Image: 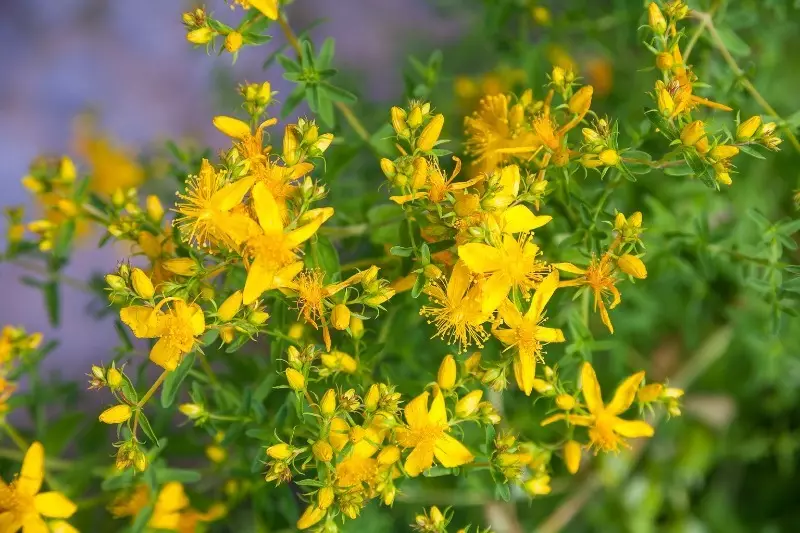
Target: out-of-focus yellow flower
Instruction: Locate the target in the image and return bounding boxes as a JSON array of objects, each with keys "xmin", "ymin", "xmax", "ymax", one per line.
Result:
[
  {"xmin": 74, "ymin": 117, "xmax": 145, "ymax": 196},
  {"xmin": 0, "ymin": 442, "xmax": 77, "ymax": 532}
]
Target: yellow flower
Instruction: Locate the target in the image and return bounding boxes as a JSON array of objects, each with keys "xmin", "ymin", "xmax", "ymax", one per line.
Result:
[
  {"xmin": 120, "ymin": 298, "xmax": 205, "ymax": 371},
  {"xmin": 224, "ymin": 31, "xmax": 243, "ymax": 53},
  {"xmin": 464, "ymin": 94, "xmax": 540, "ymax": 172},
  {"xmin": 395, "ymin": 391, "xmax": 474, "ymax": 476},
  {"xmin": 239, "ymin": 0, "xmax": 279, "ymax": 20},
  {"xmin": 320, "ymin": 350, "xmax": 358, "ymax": 374},
  {"xmin": 241, "ymin": 183, "xmax": 332, "ymax": 304},
  {"xmin": 390, "ymin": 156, "xmax": 483, "ymax": 205},
  {"xmin": 0, "ymin": 442, "xmax": 77, "ymax": 532},
  {"xmin": 555, "ymin": 253, "xmax": 621, "ymax": 333},
  {"xmin": 175, "ymin": 159, "xmax": 255, "ymax": 249},
  {"xmin": 455, "ymin": 390, "xmax": 483, "ymax": 418},
  {"xmin": 458, "ymin": 233, "xmax": 550, "ymax": 314},
  {"xmin": 543, "ymin": 363, "xmax": 654, "ymax": 452},
  {"xmin": 420, "ymin": 261, "xmax": 490, "ymax": 352},
  {"xmin": 492, "ymin": 271, "xmax": 565, "ymax": 395},
  {"xmin": 74, "ymin": 117, "xmax": 145, "ymax": 196},
  {"xmin": 737, "ymin": 116, "xmax": 761, "ymax": 141},
  {"xmin": 110, "ymin": 482, "xmax": 197, "ymax": 531}
]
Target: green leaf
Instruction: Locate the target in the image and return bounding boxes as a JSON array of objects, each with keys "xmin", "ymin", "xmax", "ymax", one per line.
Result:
[
  {"xmin": 320, "ymin": 82, "xmax": 357, "ymax": 103},
  {"xmin": 644, "ymin": 108, "xmax": 677, "ymax": 138},
  {"xmin": 318, "ymin": 38, "xmax": 335, "ymax": 68},
  {"xmin": 420, "ymin": 243, "xmax": 431, "ymax": 265},
  {"xmin": 683, "ymin": 149, "xmax": 717, "ymax": 188},
  {"xmin": 155, "ymin": 468, "xmax": 202, "ymax": 484},
  {"xmin": 305, "ymin": 235, "xmax": 341, "ymax": 283},
  {"xmin": 138, "ymin": 413, "xmax": 159, "ymax": 446},
  {"xmin": 713, "ymin": 27, "xmax": 751, "ymax": 57},
  {"xmin": 389, "ymin": 246, "xmax": 413, "ymax": 257},
  {"xmin": 276, "ymin": 54, "xmax": 301, "ymax": 73},
  {"xmin": 282, "ymin": 86, "xmax": 306, "ymax": 118},
  {"xmin": 300, "ymin": 40, "xmax": 315, "ymax": 68},
  {"xmin": 621, "ymin": 150, "xmax": 653, "ymax": 175},
  {"xmin": 161, "ymin": 351, "xmax": 197, "ymax": 408},
  {"xmin": 738, "ymin": 144, "xmax": 766, "ymax": 159},
  {"xmin": 130, "ymin": 502, "xmax": 154, "ymax": 533},
  {"xmin": 43, "ymin": 281, "xmax": 60, "ymax": 327},
  {"xmin": 411, "ymin": 274, "xmax": 426, "ymax": 299}
]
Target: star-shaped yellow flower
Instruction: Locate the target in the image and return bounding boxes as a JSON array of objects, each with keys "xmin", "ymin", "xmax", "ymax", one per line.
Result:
[{"xmin": 0, "ymin": 442, "xmax": 77, "ymax": 533}]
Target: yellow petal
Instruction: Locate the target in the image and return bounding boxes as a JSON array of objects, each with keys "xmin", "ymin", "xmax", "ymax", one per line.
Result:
[
  {"xmin": 21, "ymin": 515, "xmax": 48, "ymax": 533},
  {"xmin": 598, "ymin": 300, "xmax": 614, "ymax": 333},
  {"xmin": 243, "ymin": 256, "xmax": 275, "ymax": 305},
  {"xmin": 249, "ymin": 0, "xmax": 279, "ymax": 20},
  {"xmin": 252, "ymin": 182, "xmax": 283, "ymax": 234},
  {"xmin": 273, "ymin": 261, "xmax": 304, "ymax": 289},
  {"xmin": 188, "ymin": 304, "xmax": 206, "ymax": 336},
  {"xmin": 540, "ymin": 413, "xmax": 566, "ymax": 426},
  {"xmin": 156, "ymin": 482, "xmax": 189, "ymax": 513},
  {"xmin": 211, "ymin": 177, "xmax": 255, "ymax": 212},
  {"xmin": 18, "ymin": 441, "xmax": 44, "ymax": 497},
  {"xmin": 389, "ymin": 192, "xmax": 426, "ymax": 204},
  {"xmin": 433, "ymin": 434, "xmax": 474, "ymax": 467},
  {"xmin": 404, "ymin": 392, "xmax": 430, "ymax": 429},
  {"xmin": 457, "ymin": 243, "xmax": 502, "ymax": 274},
  {"xmin": 447, "ymin": 261, "xmax": 472, "ymax": 302},
  {"xmin": 329, "ymin": 417, "xmax": 350, "ymax": 451},
  {"xmin": 479, "ymin": 271, "xmax": 511, "ymax": 314},
  {"xmin": 285, "ymin": 218, "xmax": 326, "ymax": 249},
  {"xmin": 580, "ymin": 362, "xmax": 603, "ymax": 415},
  {"xmin": 0, "ymin": 512, "xmax": 21, "ymax": 533},
  {"xmin": 404, "ymin": 443, "xmax": 435, "ymax": 477},
  {"xmin": 150, "ymin": 337, "xmax": 181, "ymax": 371},
  {"xmin": 513, "ymin": 351, "xmax": 535, "ymax": 396},
  {"xmin": 497, "ymin": 165, "xmax": 521, "ymax": 199},
  {"xmin": 612, "ymin": 418, "xmax": 654, "ymax": 438},
  {"xmin": 212, "ymin": 116, "xmax": 251, "ymax": 140},
  {"xmin": 526, "ymin": 270, "xmax": 559, "ymax": 321},
  {"xmin": 497, "ymin": 299, "xmax": 523, "ymax": 328},
  {"xmin": 34, "ymin": 492, "xmax": 77, "ymax": 518},
  {"xmin": 428, "ymin": 390, "xmax": 447, "ymax": 425},
  {"xmin": 502, "ymin": 205, "xmax": 552, "ymax": 234},
  {"xmin": 553, "ymin": 262, "xmax": 586, "ymax": 275},
  {"xmin": 536, "ymin": 326, "xmax": 565, "ymax": 343},
  {"xmin": 606, "ymin": 371, "xmax": 646, "ymax": 415},
  {"xmin": 49, "ymin": 520, "xmax": 79, "ymax": 533},
  {"xmin": 120, "ymin": 306, "xmax": 159, "ymax": 338}
]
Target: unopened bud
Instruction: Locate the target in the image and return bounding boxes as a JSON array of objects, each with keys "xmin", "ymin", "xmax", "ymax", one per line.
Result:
[
  {"xmin": 107, "ymin": 368, "xmax": 123, "ymax": 389},
  {"xmin": 331, "ymin": 304, "xmax": 351, "ymax": 331},
  {"xmin": 563, "ymin": 440, "xmax": 582, "ymax": 474},
  {"xmin": 218, "ymin": 290, "xmax": 243, "ymax": 321},
  {"xmin": 312, "ymin": 440, "xmax": 333, "ymax": 462},
  {"xmin": 131, "ymin": 268, "xmax": 154, "ymax": 300},
  {"xmin": 455, "ymin": 390, "xmax": 483, "ymax": 417},
  {"xmin": 617, "ymin": 254, "xmax": 647, "ymax": 279},
  {"xmin": 286, "ymin": 368, "xmax": 305, "ymax": 391},
  {"xmin": 417, "ymin": 114, "xmax": 444, "ymax": 152},
  {"xmin": 320, "ymin": 389, "xmax": 337, "ymax": 416},
  {"xmin": 99, "ymin": 404, "xmax": 132, "ymax": 424},
  {"xmin": 437, "ymin": 355, "xmax": 457, "ymax": 391},
  {"xmin": 736, "ymin": 116, "xmax": 762, "ymax": 141}
]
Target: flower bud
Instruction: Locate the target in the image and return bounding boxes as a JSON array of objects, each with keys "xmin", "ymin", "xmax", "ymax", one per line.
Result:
[
  {"xmin": 206, "ymin": 444, "xmax": 226, "ymax": 463},
  {"xmin": 598, "ymin": 149, "xmax": 620, "ymax": 166},
  {"xmin": 736, "ymin": 116, "xmax": 761, "ymax": 141},
  {"xmin": 107, "ymin": 367, "xmax": 123, "ymax": 389},
  {"xmin": 407, "ymin": 106, "xmax": 423, "ymax": 128},
  {"xmin": 648, "ymin": 2, "xmax": 667, "ymax": 34},
  {"xmin": 617, "ymin": 254, "xmax": 647, "ymax": 279},
  {"xmin": 297, "ymin": 505, "xmax": 325, "ymax": 530},
  {"xmin": 313, "ymin": 390, "xmax": 335, "ymax": 419},
  {"xmin": 331, "ymin": 304, "xmax": 351, "ymax": 331},
  {"xmin": 99, "ymin": 404, "xmax": 132, "ymax": 424},
  {"xmin": 390, "ymin": 107, "xmax": 408, "ymax": 135},
  {"xmin": 349, "ymin": 316, "xmax": 364, "ymax": 339},
  {"xmin": 680, "ymin": 120, "xmax": 706, "ymax": 147},
  {"xmin": 286, "ymin": 368, "xmax": 305, "ymax": 391},
  {"xmin": 568, "ymin": 86, "xmax": 593, "ymax": 115},
  {"xmin": 564, "ymin": 440, "xmax": 582, "ymax": 474},
  {"xmin": 133, "ymin": 449, "xmax": 148, "ymax": 472},
  {"xmin": 532, "ymin": 378, "xmax": 554, "ymax": 395},
  {"xmin": 224, "ymin": 31, "xmax": 243, "ymax": 53},
  {"xmin": 318, "ymin": 487, "xmax": 334, "ymax": 510},
  {"xmin": 131, "ymin": 268, "xmax": 154, "ymax": 300},
  {"xmin": 105, "ymin": 274, "xmax": 126, "ymax": 291},
  {"xmin": 455, "ymin": 390, "xmax": 483, "ymax": 417},
  {"xmin": 249, "ymin": 310, "xmax": 270, "ymax": 325},
  {"xmin": 377, "ymin": 445, "xmax": 400, "ymax": 465},
  {"xmin": 146, "ymin": 195, "xmax": 164, "ymax": 222},
  {"xmin": 212, "ymin": 116, "xmax": 251, "ymax": 140},
  {"xmin": 655, "ymin": 81, "xmax": 674, "ymax": 117},
  {"xmin": 417, "ymin": 114, "xmax": 444, "ymax": 152},
  {"xmin": 179, "ymin": 403, "xmax": 205, "ymax": 419},
  {"xmin": 430, "ymin": 506, "xmax": 445, "ymax": 527},
  {"xmin": 555, "ymin": 394, "xmax": 575, "ymax": 410},
  {"xmin": 187, "ymin": 27, "xmax": 214, "ymax": 45},
  {"xmin": 218, "ymin": 290, "xmax": 243, "ymax": 321},
  {"xmin": 312, "ymin": 440, "xmax": 333, "ymax": 462},
  {"xmin": 710, "ymin": 144, "xmax": 740, "ymax": 160},
  {"xmin": 465, "ymin": 352, "xmax": 482, "ymax": 373},
  {"xmin": 382, "ymin": 485, "xmax": 396, "ymax": 506},
  {"xmin": 580, "ymin": 154, "xmax": 603, "ymax": 169},
  {"xmin": 266, "ymin": 443, "xmax": 293, "ymax": 460},
  {"xmin": 380, "ymin": 158, "xmax": 396, "ymax": 178},
  {"xmin": 364, "ymin": 384, "xmax": 380, "ymax": 411},
  {"xmin": 162, "ymin": 257, "xmax": 198, "ymax": 277},
  {"xmin": 437, "ymin": 355, "xmax": 457, "ymax": 391},
  {"xmin": 760, "ymin": 122, "xmax": 777, "ymax": 137},
  {"xmin": 655, "ymin": 52, "xmax": 673, "ymax": 71},
  {"xmin": 637, "ymin": 383, "xmax": 664, "ymax": 403}
]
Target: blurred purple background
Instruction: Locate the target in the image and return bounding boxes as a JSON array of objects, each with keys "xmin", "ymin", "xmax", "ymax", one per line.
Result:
[{"xmin": 0, "ymin": 0, "xmax": 466, "ymax": 377}]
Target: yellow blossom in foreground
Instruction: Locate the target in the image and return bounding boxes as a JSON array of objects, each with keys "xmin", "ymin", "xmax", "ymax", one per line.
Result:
[
  {"xmin": 543, "ymin": 362, "xmax": 653, "ymax": 452},
  {"xmin": 492, "ymin": 271, "xmax": 565, "ymax": 395},
  {"xmin": 458, "ymin": 233, "xmax": 550, "ymax": 314},
  {"xmin": 395, "ymin": 391, "xmax": 474, "ymax": 476},
  {"xmin": 241, "ymin": 183, "xmax": 332, "ymax": 304},
  {"xmin": 175, "ymin": 159, "xmax": 255, "ymax": 249},
  {"xmin": 237, "ymin": 0, "xmax": 279, "ymax": 20},
  {"xmin": 0, "ymin": 442, "xmax": 77, "ymax": 532},
  {"xmin": 420, "ymin": 261, "xmax": 490, "ymax": 352},
  {"xmin": 120, "ymin": 298, "xmax": 205, "ymax": 371}
]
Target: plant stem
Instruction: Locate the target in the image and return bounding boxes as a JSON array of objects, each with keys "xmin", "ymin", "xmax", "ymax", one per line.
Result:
[
  {"xmin": 2, "ymin": 423, "xmax": 29, "ymax": 451},
  {"xmin": 132, "ymin": 370, "xmax": 168, "ymax": 438},
  {"xmin": 690, "ymin": 11, "xmax": 800, "ymax": 153}
]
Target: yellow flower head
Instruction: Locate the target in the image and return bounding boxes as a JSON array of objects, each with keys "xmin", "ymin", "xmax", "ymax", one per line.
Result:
[
  {"xmin": 0, "ymin": 442, "xmax": 77, "ymax": 532},
  {"xmin": 395, "ymin": 391, "xmax": 474, "ymax": 476},
  {"xmin": 420, "ymin": 261, "xmax": 491, "ymax": 352},
  {"xmin": 175, "ymin": 159, "xmax": 255, "ymax": 249},
  {"xmin": 556, "ymin": 253, "xmax": 621, "ymax": 333},
  {"xmin": 543, "ymin": 363, "xmax": 654, "ymax": 453},
  {"xmin": 464, "ymin": 93, "xmax": 540, "ymax": 172},
  {"xmin": 241, "ymin": 183, "xmax": 332, "ymax": 304},
  {"xmin": 120, "ymin": 298, "xmax": 205, "ymax": 371},
  {"xmin": 492, "ymin": 271, "xmax": 565, "ymax": 395},
  {"xmin": 458, "ymin": 233, "xmax": 550, "ymax": 314}
]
